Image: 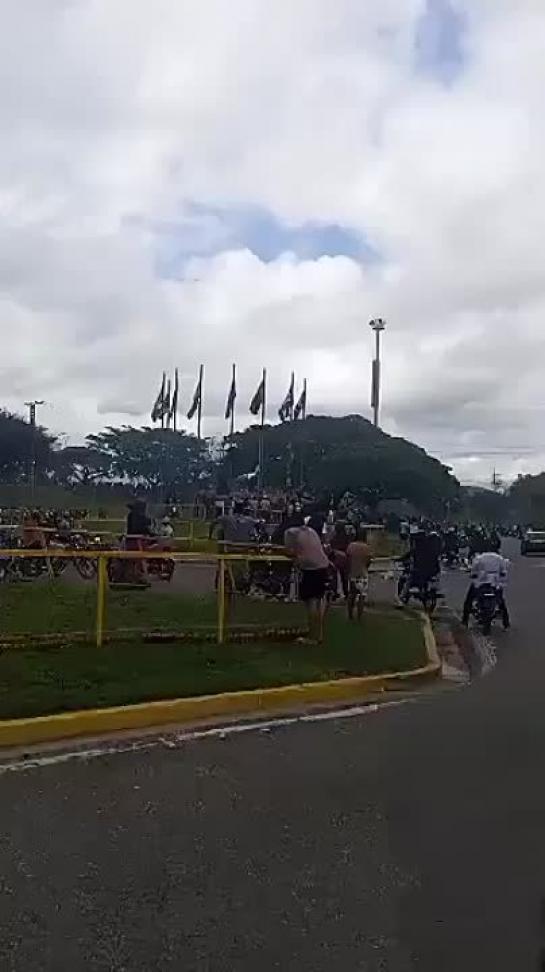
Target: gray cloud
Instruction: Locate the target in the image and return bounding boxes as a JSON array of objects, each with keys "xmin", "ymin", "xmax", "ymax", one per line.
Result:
[{"xmin": 1, "ymin": 1, "xmax": 544, "ymax": 484}]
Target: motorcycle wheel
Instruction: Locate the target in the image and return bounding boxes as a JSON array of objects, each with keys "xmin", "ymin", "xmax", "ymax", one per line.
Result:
[
  {"xmin": 481, "ymin": 618, "xmax": 492, "ymax": 635},
  {"xmin": 23, "ymin": 559, "xmax": 41, "ymax": 579},
  {"xmin": 107, "ymin": 559, "xmax": 122, "ymax": 584},
  {"xmin": 51, "ymin": 558, "xmax": 67, "ymax": 577},
  {"xmin": 424, "ymin": 593, "xmax": 437, "ymax": 615},
  {"xmin": 75, "ymin": 558, "xmax": 97, "ymax": 580}
]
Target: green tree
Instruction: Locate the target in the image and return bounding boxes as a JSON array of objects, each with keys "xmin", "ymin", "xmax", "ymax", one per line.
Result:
[
  {"xmin": 53, "ymin": 446, "xmax": 106, "ymax": 488},
  {"xmin": 87, "ymin": 426, "xmax": 207, "ymax": 491},
  {"xmin": 226, "ymin": 414, "xmax": 459, "ymax": 514},
  {"xmin": 508, "ymin": 473, "xmax": 545, "ymax": 524},
  {"xmin": 0, "ymin": 409, "xmax": 56, "ymax": 484},
  {"xmin": 461, "ymin": 487, "xmax": 509, "ymax": 524}
]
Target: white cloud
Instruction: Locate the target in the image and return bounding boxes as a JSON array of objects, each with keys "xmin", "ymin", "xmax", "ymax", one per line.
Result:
[{"xmin": 1, "ymin": 0, "xmax": 545, "ymax": 483}]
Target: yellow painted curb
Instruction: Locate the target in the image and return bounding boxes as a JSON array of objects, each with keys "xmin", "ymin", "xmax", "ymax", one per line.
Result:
[{"xmin": 0, "ymin": 616, "xmax": 441, "ymax": 749}]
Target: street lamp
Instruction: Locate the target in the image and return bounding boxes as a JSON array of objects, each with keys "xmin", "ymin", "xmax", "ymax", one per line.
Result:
[
  {"xmin": 24, "ymin": 399, "xmax": 45, "ymax": 499},
  {"xmin": 369, "ymin": 318, "xmax": 386, "ymax": 428}
]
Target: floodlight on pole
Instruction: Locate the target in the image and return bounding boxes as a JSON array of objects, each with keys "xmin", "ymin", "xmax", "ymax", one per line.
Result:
[
  {"xmin": 24, "ymin": 400, "xmax": 45, "ymax": 498},
  {"xmin": 369, "ymin": 318, "xmax": 386, "ymax": 428}
]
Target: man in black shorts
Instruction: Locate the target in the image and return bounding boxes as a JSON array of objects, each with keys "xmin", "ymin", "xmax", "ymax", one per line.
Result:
[{"xmin": 284, "ymin": 519, "xmax": 330, "ymax": 643}]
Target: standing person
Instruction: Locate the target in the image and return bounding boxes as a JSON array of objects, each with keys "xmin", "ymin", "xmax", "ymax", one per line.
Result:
[
  {"xmin": 126, "ymin": 500, "xmax": 152, "ymax": 544},
  {"xmin": 209, "ymin": 501, "xmax": 256, "ymax": 549},
  {"xmin": 125, "ymin": 499, "xmax": 153, "ymax": 582},
  {"xmin": 330, "ymin": 520, "xmax": 350, "ymax": 598},
  {"xmin": 159, "ymin": 515, "xmax": 174, "ymax": 540},
  {"xmin": 346, "ymin": 528, "xmax": 373, "ymax": 621},
  {"xmin": 284, "ymin": 519, "xmax": 330, "ymax": 644},
  {"xmin": 20, "ymin": 510, "xmax": 47, "ymax": 550},
  {"xmin": 210, "ymin": 501, "xmax": 257, "ymax": 596}
]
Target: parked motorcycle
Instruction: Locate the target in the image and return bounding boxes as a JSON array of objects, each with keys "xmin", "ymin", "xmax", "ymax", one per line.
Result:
[
  {"xmin": 107, "ymin": 536, "xmax": 175, "ymax": 586},
  {"xmin": 70, "ymin": 532, "xmax": 105, "ymax": 580}
]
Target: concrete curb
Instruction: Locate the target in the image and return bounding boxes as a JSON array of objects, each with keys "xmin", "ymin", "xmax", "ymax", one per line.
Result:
[{"xmin": 0, "ymin": 614, "xmax": 441, "ymax": 749}]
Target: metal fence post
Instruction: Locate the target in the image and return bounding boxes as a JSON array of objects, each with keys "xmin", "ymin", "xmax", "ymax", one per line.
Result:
[
  {"xmin": 217, "ymin": 557, "xmax": 226, "ymax": 644},
  {"xmin": 96, "ymin": 555, "xmax": 107, "ymax": 648}
]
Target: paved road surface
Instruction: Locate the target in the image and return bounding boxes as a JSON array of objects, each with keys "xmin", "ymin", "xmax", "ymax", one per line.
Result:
[{"xmin": 1, "ymin": 539, "xmax": 545, "ymax": 970}]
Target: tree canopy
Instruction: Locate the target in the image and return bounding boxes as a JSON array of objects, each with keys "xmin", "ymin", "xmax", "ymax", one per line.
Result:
[
  {"xmin": 86, "ymin": 426, "xmax": 207, "ymax": 490},
  {"xmin": 227, "ymin": 414, "xmax": 459, "ymax": 513},
  {"xmin": 461, "ymin": 486, "xmax": 509, "ymax": 525},
  {"xmin": 0, "ymin": 408, "xmax": 462, "ymax": 512},
  {"xmin": 508, "ymin": 473, "xmax": 545, "ymax": 524},
  {"xmin": 0, "ymin": 409, "xmax": 55, "ymax": 484}
]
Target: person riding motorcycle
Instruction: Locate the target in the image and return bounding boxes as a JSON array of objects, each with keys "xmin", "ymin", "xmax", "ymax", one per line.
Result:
[
  {"xmin": 462, "ymin": 541, "xmax": 510, "ymax": 629},
  {"xmin": 398, "ymin": 527, "xmax": 441, "ymax": 600},
  {"xmin": 443, "ymin": 526, "xmax": 460, "ymax": 566}
]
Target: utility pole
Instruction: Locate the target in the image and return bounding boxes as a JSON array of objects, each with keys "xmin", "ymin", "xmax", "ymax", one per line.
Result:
[
  {"xmin": 24, "ymin": 400, "xmax": 45, "ymax": 501},
  {"xmin": 369, "ymin": 318, "xmax": 386, "ymax": 428}
]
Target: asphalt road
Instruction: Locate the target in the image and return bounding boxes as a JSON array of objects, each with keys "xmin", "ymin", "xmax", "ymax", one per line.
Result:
[{"xmin": 1, "ymin": 538, "xmax": 545, "ymax": 971}]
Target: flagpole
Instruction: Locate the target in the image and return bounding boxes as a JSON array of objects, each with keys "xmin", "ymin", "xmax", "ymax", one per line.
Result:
[
  {"xmin": 299, "ymin": 378, "xmax": 307, "ymax": 488},
  {"xmin": 230, "ymin": 363, "xmax": 235, "ymax": 439},
  {"xmin": 165, "ymin": 378, "xmax": 172, "ymax": 429},
  {"xmin": 258, "ymin": 367, "xmax": 266, "ymax": 492},
  {"xmin": 161, "ymin": 369, "xmax": 166, "ymax": 429},
  {"xmin": 290, "ymin": 371, "xmax": 295, "ymax": 422},
  {"xmin": 197, "ymin": 364, "xmax": 204, "ymax": 440},
  {"xmin": 173, "ymin": 368, "xmax": 178, "ymax": 432}
]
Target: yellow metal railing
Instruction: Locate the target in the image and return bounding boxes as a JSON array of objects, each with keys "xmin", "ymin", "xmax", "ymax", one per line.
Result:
[
  {"xmin": 0, "ymin": 546, "xmax": 395, "ymax": 649},
  {"xmin": 0, "ymin": 547, "xmax": 293, "ymax": 649}
]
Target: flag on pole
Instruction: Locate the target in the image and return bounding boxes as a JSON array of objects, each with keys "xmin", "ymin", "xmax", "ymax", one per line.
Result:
[
  {"xmin": 225, "ymin": 365, "xmax": 236, "ymax": 420},
  {"xmin": 164, "ymin": 378, "xmax": 171, "ymax": 426},
  {"xmin": 151, "ymin": 372, "xmax": 166, "ymax": 422},
  {"xmin": 170, "ymin": 368, "xmax": 179, "ymax": 427},
  {"xmin": 294, "ymin": 380, "xmax": 307, "ymax": 420},
  {"xmin": 278, "ymin": 372, "xmax": 295, "ymax": 422},
  {"xmin": 249, "ymin": 375, "xmax": 265, "ymax": 416},
  {"xmin": 187, "ymin": 368, "xmax": 203, "ymax": 420}
]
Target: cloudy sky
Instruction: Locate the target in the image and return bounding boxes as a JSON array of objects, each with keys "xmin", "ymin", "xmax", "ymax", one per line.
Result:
[{"xmin": 2, "ymin": 0, "xmax": 544, "ymax": 484}]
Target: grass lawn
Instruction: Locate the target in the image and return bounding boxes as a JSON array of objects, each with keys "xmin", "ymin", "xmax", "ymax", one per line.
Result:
[
  {"xmin": 0, "ymin": 582, "xmax": 306, "ymax": 636},
  {"xmin": 0, "ymin": 582, "xmax": 426, "ymax": 720}
]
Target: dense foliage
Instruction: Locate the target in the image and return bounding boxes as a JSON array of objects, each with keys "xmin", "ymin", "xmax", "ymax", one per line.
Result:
[
  {"xmin": 0, "ymin": 410, "xmax": 56, "ymax": 483},
  {"xmin": 228, "ymin": 414, "xmax": 460, "ymax": 514},
  {"xmin": 508, "ymin": 473, "xmax": 545, "ymax": 524},
  {"xmin": 85, "ymin": 427, "xmax": 206, "ymax": 491},
  {"xmin": 0, "ymin": 408, "xmax": 462, "ymax": 512}
]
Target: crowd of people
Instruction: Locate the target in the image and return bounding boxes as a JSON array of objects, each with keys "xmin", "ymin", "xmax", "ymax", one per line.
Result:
[
  {"xmin": 0, "ymin": 492, "xmax": 518, "ymax": 636},
  {"xmin": 209, "ymin": 497, "xmax": 376, "ymax": 643}
]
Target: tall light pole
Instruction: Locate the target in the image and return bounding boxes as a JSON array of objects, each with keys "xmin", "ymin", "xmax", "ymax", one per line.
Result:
[
  {"xmin": 369, "ymin": 318, "xmax": 386, "ymax": 427},
  {"xmin": 24, "ymin": 400, "xmax": 45, "ymax": 500}
]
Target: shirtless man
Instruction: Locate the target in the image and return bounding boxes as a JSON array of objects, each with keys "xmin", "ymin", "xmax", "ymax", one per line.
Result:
[
  {"xmin": 284, "ymin": 519, "xmax": 330, "ymax": 644},
  {"xmin": 346, "ymin": 527, "xmax": 373, "ymax": 621}
]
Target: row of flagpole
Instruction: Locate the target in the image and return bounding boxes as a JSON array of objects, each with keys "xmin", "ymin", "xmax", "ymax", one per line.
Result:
[{"xmin": 151, "ymin": 366, "xmax": 307, "ymax": 441}]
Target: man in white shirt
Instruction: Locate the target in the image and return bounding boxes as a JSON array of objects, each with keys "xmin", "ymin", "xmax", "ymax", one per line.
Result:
[{"xmin": 462, "ymin": 545, "xmax": 510, "ymax": 628}]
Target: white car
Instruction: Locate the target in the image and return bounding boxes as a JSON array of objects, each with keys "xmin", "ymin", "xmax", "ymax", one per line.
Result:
[{"xmin": 521, "ymin": 530, "xmax": 545, "ymax": 556}]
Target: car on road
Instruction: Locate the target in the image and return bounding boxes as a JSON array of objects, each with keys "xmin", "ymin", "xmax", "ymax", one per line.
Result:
[{"xmin": 520, "ymin": 529, "xmax": 545, "ymax": 556}]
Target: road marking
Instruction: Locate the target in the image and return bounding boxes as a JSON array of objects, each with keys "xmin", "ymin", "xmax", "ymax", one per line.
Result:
[{"xmin": 0, "ymin": 698, "xmax": 418, "ymax": 776}]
